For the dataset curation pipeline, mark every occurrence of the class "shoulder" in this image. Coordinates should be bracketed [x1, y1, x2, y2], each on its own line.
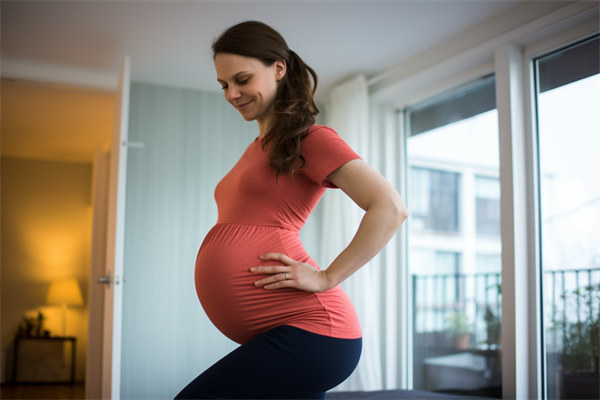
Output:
[301, 125, 343, 147]
[297, 125, 361, 187]
[300, 125, 359, 161]
[301, 125, 357, 155]
[304, 125, 339, 139]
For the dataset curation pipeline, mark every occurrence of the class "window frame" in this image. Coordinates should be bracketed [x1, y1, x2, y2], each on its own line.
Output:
[381, 4, 599, 397]
[527, 32, 600, 400]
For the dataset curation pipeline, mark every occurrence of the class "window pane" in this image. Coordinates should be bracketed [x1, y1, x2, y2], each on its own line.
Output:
[536, 36, 600, 400]
[407, 77, 502, 398]
[476, 176, 501, 236]
[409, 78, 496, 136]
[410, 167, 460, 232]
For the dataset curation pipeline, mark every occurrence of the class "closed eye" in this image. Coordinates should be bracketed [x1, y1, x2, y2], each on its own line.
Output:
[217, 74, 251, 90]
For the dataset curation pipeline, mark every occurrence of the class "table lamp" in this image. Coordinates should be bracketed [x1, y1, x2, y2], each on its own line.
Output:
[46, 279, 84, 336]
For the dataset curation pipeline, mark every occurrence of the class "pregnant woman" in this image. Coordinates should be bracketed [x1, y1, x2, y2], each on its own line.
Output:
[175, 21, 408, 399]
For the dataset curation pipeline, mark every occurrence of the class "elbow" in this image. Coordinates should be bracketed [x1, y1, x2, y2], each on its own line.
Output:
[396, 203, 410, 229]
[387, 194, 409, 230]
[399, 204, 410, 225]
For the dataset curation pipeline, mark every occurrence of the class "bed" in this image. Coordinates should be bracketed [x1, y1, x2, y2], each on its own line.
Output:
[327, 389, 497, 399]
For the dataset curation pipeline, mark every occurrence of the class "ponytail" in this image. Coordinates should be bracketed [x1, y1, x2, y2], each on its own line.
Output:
[263, 50, 319, 178]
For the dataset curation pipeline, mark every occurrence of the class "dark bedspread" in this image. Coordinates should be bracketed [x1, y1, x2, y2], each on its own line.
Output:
[327, 389, 494, 399]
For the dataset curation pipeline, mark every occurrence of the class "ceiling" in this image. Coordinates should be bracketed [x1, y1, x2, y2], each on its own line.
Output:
[1, 0, 525, 163]
[1, 0, 522, 98]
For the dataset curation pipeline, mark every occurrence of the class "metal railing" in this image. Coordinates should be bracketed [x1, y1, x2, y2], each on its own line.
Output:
[412, 267, 600, 350]
[413, 271, 501, 349]
[543, 267, 600, 352]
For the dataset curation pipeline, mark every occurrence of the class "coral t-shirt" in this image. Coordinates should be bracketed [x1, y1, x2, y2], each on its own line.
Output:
[194, 125, 362, 344]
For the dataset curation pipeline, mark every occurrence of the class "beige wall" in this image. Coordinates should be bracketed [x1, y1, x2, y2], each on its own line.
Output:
[1, 80, 114, 162]
[1, 79, 113, 384]
[1, 157, 92, 382]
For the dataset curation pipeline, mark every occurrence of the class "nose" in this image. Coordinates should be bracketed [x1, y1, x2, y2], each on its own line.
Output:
[225, 86, 241, 102]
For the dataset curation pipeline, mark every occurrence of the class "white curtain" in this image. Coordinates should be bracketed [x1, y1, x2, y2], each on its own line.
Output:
[368, 103, 404, 390]
[320, 75, 384, 391]
[121, 80, 403, 398]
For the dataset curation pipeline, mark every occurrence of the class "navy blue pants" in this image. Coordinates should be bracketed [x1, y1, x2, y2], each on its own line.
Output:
[175, 325, 362, 399]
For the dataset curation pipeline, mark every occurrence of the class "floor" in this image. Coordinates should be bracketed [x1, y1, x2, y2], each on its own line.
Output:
[0, 383, 85, 400]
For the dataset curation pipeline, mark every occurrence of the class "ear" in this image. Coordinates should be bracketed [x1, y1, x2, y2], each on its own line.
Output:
[274, 59, 286, 81]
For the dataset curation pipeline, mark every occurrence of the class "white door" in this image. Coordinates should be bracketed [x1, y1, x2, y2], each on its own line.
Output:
[86, 55, 131, 400]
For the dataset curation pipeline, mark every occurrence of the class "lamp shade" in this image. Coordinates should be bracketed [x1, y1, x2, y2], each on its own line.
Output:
[46, 279, 84, 306]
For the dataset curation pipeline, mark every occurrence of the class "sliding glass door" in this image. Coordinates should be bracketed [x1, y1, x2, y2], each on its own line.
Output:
[406, 76, 502, 397]
[535, 35, 600, 400]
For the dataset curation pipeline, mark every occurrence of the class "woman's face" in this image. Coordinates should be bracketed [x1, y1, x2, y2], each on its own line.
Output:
[215, 53, 286, 128]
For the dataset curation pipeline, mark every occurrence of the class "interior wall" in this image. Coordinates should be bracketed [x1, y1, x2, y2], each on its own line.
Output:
[1, 157, 92, 382]
[0, 80, 114, 163]
[120, 82, 257, 399]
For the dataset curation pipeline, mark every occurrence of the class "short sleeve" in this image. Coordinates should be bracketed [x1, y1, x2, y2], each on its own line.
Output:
[299, 125, 361, 188]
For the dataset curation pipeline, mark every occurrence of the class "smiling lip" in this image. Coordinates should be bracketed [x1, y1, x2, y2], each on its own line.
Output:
[235, 100, 253, 110]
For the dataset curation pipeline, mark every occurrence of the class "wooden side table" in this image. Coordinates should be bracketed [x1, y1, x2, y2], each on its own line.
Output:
[12, 336, 76, 384]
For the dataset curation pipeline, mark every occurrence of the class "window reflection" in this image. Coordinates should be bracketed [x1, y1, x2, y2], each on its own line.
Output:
[407, 76, 502, 397]
[475, 176, 500, 237]
[536, 35, 600, 400]
[410, 167, 460, 233]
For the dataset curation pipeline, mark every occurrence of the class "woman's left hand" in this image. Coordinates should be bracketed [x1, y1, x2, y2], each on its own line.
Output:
[250, 253, 333, 293]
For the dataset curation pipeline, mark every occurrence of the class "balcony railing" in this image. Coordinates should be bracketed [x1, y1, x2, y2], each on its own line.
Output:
[412, 271, 501, 349]
[411, 267, 599, 396]
[412, 267, 600, 350]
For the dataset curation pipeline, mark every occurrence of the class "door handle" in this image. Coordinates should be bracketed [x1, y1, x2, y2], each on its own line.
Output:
[98, 274, 112, 286]
[98, 274, 124, 286]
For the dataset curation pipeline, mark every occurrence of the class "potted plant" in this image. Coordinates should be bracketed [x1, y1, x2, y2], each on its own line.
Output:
[551, 283, 599, 399]
[18, 310, 47, 337]
[483, 282, 502, 349]
[446, 311, 471, 349]
[483, 306, 501, 349]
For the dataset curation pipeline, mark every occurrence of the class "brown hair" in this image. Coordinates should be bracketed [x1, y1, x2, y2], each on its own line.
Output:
[212, 21, 319, 178]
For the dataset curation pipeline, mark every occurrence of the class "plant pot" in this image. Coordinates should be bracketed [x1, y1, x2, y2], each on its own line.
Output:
[455, 333, 470, 350]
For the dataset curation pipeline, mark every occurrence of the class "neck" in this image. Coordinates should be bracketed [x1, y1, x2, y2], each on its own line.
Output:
[258, 126, 268, 139]
[257, 114, 274, 139]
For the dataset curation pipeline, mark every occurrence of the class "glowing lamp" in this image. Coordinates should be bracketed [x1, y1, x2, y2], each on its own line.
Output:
[46, 279, 84, 336]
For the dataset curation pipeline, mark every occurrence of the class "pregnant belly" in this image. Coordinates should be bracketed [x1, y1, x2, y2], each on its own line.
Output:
[195, 223, 330, 344]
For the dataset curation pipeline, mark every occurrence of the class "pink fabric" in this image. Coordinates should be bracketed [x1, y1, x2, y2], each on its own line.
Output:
[195, 125, 362, 344]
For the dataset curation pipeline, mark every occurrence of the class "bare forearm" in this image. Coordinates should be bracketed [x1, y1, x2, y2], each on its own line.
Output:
[324, 201, 407, 288]
[252, 161, 409, 293]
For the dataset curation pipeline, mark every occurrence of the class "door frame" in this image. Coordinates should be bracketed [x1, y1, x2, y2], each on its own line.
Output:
[85, 55, 131, 400]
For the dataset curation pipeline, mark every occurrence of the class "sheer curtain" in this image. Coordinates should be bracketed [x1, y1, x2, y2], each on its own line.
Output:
[121, 80, 402, 397]
[320, 75, 399, 391]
